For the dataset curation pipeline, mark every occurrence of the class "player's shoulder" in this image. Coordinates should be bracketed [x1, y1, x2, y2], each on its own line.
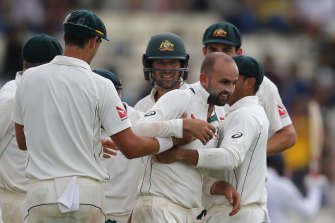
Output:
[134, 94, 153, 111]
[259, 76, 279, 92]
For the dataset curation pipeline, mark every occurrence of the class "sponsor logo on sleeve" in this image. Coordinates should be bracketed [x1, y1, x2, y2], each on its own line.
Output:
[116, 106, 128, 121]
[277, 105, 287, 118]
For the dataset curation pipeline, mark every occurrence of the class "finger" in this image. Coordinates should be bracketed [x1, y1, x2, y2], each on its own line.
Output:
[101, 138, 116, 148]
[103, 153, 113, 158]
[200, 137, 207, 145]
[229, 193, 241, 216]
[103, 147, 118, 156]
[208, 123, 216, 133]
[181, 113, 187, 119]
[206, 130, 214, 140]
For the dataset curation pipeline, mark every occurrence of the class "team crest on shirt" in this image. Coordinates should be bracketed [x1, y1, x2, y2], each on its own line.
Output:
[277, 105, 287, 118]
[159, 40, 174, 51]
[116, 106, 128, 121]
[213, 28, 227, 38]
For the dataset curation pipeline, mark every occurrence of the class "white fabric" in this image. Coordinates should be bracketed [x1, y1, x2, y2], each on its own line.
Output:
[133, 82, 224, 210]
[102, 104, 145, 219]
[0, 72, 29, 193]
[0, 188, 26, 223]
[55, 176, 80, 213]
[156, 137, 174, 153]
[12, 56, 131, 181]
[134, 83, 190, 112]
[131, 196, 194, 223]
[25, 178, 105, 223]
[202, 96, 269, 219]
[266, 168, 323, 223]
[0, 208, 3, 223]
[132, 118, 183, 138]
[257, 76, 292, 137]
[204, 203, 267, 223]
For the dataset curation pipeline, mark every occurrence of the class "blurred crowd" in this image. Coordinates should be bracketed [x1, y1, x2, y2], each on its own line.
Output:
[1, 0, 335, 222]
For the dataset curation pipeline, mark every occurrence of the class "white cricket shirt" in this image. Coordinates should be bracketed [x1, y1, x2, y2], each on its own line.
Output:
[0, 72, 28, 193]
[136, 81, 224, 209]
[12, 56, 131, 181]
[134, 83, 190, 112]
[200, 96, 269, 207]
[102, 103, 145, 215]
[257, 76, 292, 137]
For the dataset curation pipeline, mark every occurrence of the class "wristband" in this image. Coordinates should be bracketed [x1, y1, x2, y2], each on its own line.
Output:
[156, 137, 173, 153]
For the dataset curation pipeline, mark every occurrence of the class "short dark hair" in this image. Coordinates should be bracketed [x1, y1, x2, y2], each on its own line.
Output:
[64, 32, 92, 48]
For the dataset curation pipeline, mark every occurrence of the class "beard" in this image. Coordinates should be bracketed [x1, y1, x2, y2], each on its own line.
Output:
[207, 88, 229, 106]
[154, 79, 181, 90]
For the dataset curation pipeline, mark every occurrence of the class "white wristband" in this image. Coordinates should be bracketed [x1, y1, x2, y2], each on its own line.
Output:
[156, 137, 173, 153]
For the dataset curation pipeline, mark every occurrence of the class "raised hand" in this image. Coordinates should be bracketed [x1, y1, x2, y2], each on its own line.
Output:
[183, 118, 216, 145]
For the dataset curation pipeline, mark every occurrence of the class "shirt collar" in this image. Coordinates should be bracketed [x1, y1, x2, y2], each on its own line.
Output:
[15, 71, 23, 85]
[227, 96, 259, 113]
[51, 55, 91, 71]
[192, 81, 211, 104]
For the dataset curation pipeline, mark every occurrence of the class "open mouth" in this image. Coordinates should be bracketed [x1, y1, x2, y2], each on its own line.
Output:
[161, 74, 174, 81]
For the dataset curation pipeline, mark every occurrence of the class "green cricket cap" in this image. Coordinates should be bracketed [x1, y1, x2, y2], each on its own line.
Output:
[203, 21, 241, 48]
[63, 9, 109, 41]
[93, 68, 123, 90]
[22, 33, 63, 63]
[233, 55, 264, 85]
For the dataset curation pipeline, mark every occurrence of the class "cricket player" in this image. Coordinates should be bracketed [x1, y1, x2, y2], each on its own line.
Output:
[93, 68, 144, 223]
[134, 32, 190, 112]
[155, 55, 270, 222]
[12, 10, 215, 223]
[130, 52, 240, 223]
[0, 33, 63, 223]
[201, 21, 296, 155]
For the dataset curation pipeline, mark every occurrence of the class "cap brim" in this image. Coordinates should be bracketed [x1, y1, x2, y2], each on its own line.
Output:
[146, 56, 187, 60]
[203, 39, 237, 46]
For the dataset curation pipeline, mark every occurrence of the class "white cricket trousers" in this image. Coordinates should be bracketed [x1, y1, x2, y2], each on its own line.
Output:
[0, 188, 26, 223]
[24, 177, 106, 223]
[130, 196, 194, 223]
[204, 203, 267, 223]
[105, 212, 131, 223]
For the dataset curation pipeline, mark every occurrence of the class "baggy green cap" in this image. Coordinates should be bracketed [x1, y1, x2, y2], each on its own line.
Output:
[203, 21, 241, 48]
[233, 55, 264, 85]
[93, 69, 123, 90]
[22, 33, 63, 63]
[63, 9, 109, 41]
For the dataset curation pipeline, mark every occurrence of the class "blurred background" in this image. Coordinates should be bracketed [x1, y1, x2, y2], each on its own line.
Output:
[0, 0, 334, 222]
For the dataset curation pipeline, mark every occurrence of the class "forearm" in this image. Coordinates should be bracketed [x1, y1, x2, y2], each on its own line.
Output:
[197, 144, 241, 170]
[132, 119, 183, 138]
[14, 123, 27, 150]
[267, 124, 296, 155]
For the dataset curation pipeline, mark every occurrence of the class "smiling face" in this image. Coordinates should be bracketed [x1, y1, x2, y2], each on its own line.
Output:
[151, 59, 183, 90]
[200, 52, 239, 106]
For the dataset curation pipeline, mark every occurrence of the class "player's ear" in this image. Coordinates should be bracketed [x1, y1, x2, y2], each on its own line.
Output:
[236, 48, 243, 55]
[202, 46, 207, 56]
[200, 72, 208, 86]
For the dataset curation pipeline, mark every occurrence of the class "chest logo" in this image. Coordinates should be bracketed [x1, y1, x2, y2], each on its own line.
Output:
[231, 132, 243, 139]
[144, 111, 156, 117]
